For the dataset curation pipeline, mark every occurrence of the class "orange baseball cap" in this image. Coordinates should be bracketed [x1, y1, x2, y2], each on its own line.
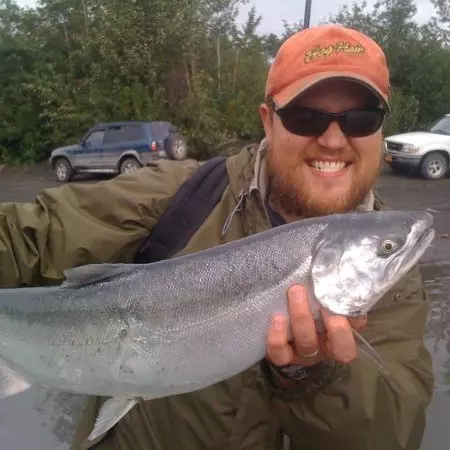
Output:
[265, 24, 390, 110]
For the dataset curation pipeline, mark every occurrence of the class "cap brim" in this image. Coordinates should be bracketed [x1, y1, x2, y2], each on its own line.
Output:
[272, 71, 390, 111]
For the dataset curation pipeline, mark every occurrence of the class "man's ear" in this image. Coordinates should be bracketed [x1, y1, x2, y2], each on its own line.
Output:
[259, 103, 273, 137]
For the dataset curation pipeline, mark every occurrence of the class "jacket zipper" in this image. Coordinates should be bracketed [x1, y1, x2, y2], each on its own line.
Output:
[221, 189, 247, 237]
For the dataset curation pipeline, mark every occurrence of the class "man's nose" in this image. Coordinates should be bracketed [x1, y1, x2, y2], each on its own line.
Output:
[316, 120, 348, 149]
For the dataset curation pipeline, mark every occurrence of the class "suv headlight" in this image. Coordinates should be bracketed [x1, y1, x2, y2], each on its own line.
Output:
[402, 144, 421, 154]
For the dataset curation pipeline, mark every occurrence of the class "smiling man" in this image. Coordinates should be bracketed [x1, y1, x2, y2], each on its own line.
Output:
[263, 78, 385, 219]
[0, 24, 433, 450]
[260, 26, 389, 221]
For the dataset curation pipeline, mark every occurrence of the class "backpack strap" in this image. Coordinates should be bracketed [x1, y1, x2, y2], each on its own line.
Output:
[134, 156, 229, 263]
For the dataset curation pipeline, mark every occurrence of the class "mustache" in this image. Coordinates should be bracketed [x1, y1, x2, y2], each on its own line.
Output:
[302, 145, 357, 161]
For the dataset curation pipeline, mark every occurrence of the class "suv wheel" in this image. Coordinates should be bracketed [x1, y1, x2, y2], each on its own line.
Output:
[166, 133, 188, 160]
[420, 152, 448, 180]
[120, 157, 141, 174]
[54, 158, 73, 182]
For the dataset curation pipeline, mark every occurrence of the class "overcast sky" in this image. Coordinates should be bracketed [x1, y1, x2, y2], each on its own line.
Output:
[237, 0, 436, 35]
[15, 0, 437, 36]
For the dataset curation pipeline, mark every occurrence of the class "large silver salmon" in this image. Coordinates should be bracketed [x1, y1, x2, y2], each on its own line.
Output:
[0, 210, 435, 441]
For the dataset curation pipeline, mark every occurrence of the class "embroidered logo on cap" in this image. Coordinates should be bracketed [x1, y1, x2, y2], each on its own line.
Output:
[305, 41, 365, 64]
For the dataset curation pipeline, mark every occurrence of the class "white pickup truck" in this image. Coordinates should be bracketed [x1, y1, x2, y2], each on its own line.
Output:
[383, 114, 450, 180]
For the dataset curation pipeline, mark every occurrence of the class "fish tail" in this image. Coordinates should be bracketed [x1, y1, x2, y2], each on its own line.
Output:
[352, 330, 403, 394]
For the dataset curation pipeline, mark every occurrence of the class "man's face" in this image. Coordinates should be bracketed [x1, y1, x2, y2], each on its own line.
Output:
[259, 79, 384, 219]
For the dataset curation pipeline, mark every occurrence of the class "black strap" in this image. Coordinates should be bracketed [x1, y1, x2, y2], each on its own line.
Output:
[135, 156, 229, 263]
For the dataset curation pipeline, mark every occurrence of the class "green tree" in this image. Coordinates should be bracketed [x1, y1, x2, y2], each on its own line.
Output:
[0, 0, 268, 164]
[327, 0, 450, 134]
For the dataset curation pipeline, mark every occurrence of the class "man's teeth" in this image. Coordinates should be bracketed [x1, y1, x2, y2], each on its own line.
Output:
[311, 160, 347, 172]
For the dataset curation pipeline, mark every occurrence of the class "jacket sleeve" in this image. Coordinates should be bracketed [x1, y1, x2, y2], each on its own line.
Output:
[258, 265, 434, 450]
[0, 160, 200, 288]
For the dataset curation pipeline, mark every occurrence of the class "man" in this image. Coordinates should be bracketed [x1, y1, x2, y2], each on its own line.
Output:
[0, 24, 434, 450]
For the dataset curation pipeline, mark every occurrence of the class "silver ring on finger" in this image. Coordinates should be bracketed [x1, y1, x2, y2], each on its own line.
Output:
[302, 347, 320, 358]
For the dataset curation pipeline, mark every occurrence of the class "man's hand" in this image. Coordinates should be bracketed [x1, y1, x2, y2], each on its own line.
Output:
[266, 284, 367, 368]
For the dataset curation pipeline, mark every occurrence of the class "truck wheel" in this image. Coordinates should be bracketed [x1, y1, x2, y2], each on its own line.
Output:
[166, 133, 188, 160]
[54, 158, 73, 182]
[120, 157, 141, 174]
[420, 152, 448, 180]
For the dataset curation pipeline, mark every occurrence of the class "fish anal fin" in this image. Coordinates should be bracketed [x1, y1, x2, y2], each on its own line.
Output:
[0, 358, 31, 398]
[62, 263, 135, 288]
[88, 397, 138, 441]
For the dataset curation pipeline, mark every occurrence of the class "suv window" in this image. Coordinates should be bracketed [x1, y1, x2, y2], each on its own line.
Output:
[429, 116, 450, 135]
[149, 122, 172, 140]
[122, 124, 145, 141]
[102, 124, 145, 144]
[84, 130, 105, 146]
[104, 126, 124, 144]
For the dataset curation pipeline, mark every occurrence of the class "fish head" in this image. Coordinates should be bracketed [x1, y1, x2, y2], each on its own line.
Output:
[310, 211, 435, 316]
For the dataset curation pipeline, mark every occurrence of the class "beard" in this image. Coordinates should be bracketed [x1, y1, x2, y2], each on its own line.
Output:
[266, 146, 381, 219]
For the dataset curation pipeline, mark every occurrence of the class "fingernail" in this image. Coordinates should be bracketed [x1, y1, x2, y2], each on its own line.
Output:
[290, 285, 306, 302]
[273, 316, 285, 331]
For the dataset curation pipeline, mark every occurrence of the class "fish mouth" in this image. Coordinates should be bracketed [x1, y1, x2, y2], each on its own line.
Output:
[412, 228, 435, 263]
[390, 216, 435, 280]
[411, 213, 435, 259]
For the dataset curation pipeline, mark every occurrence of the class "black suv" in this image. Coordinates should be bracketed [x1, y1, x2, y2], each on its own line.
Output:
[48, 121, 188, 182]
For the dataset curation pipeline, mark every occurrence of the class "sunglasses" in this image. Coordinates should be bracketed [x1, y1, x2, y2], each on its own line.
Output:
[272, 104, 387, 138]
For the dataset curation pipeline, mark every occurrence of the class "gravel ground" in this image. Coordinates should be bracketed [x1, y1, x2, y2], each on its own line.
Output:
[0, 162, 449, 450]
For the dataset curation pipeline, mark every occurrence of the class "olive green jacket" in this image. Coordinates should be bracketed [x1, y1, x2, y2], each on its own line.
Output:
[0, 144, 434, 450]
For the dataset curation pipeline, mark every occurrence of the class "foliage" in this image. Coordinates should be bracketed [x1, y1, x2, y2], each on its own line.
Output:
[2, 0, 450, 163]
[0, 0, 268, 163]
[326, 0, 450, 134]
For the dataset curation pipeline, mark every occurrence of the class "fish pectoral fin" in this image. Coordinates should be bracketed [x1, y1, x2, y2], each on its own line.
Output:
[62, 263, 135, 288]
[88, 397, 138, 442]
[352, 330, 402, 394]
[0, 358, 31, 398]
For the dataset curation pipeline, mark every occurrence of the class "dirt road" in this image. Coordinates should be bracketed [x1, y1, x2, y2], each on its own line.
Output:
[0, 163, 449, 450]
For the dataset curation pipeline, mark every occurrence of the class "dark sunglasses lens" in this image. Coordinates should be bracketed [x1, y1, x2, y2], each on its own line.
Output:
[342, 110, 384, 137]
[277, 108, 329, 136]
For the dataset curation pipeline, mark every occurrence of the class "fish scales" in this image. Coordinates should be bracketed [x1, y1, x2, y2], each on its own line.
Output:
[0, 221, 326, 398]
[0, 210, 435, 441]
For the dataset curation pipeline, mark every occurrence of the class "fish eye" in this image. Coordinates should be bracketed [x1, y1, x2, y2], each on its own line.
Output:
[381, 239, 397, 254]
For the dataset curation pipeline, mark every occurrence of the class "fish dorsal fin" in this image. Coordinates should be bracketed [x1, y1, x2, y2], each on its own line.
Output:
[61, 263, 135, 288]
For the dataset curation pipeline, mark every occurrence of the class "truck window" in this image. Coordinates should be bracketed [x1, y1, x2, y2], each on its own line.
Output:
[122, 124, 145, 141]
[85, 130, 105, 146]
[104, 126, 124, 144]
